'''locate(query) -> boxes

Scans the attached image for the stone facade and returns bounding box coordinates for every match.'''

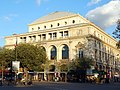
[5,12,120,76]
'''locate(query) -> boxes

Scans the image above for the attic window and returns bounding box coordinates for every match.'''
[38,27,40,30]
[57,23,60,26]
[72,20,75,24]
[32,28,34,30]
[51,24,53,27]
[65,21,67,25]
[44,26,46,29]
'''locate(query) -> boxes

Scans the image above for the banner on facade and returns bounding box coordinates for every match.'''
[12,61,20,71]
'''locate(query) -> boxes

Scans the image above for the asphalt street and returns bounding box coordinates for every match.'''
[0,82,120,90]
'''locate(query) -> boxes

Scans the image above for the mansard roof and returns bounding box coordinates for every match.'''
[30,11,77,25]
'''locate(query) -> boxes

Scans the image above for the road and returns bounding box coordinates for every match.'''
[0,81,120,90]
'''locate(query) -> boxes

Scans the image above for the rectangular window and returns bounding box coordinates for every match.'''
[42,34,46,40]
[20,37,26,43]
[38,35,41,41]
[33,36,36,42]
[23,37,26,43]
[99,42,101,50]
[53,33,57,39]
[95,49,97,60]
[105,53,107,63]
[49,33,52,40]
[99,51,101,62]
[94,40,97,47]
[64,31,68,37]
[78,48,83,58]
[59,32,63,38]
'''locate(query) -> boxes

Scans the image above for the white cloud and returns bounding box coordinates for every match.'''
[3,14,18,21]
[4,16,11,21]
[86,0,120,30]
[36,0,42,6]
[36,0,49,6]
[87,0,101,6]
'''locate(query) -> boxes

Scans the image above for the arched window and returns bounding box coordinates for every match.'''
[78,48,83,58]
[62,45,69,59]
[51,46,57,60]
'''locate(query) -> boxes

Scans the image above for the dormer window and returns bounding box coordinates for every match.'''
[72,20,75,24]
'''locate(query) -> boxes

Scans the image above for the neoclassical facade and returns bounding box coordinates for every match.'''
[5,11,120,75]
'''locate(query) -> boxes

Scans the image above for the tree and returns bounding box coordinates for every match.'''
[67,56,94,82]
[15,43,47,71]
[112,19,120,49]
[69,56,94,71]
[0,47,14,69]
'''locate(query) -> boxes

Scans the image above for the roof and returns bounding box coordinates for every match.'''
[30,11,77,25]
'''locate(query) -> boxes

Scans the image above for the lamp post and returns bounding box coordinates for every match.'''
[14,34,18,61]
[12,34,18,84]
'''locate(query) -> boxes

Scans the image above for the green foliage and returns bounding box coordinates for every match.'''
[69,56,94,71]
[0,47,14,68]
[113,19,120,49]
[60,64,68,72]
[0,44,47,71]
[15,43,47,71]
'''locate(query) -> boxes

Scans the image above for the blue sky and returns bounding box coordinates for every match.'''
[0,0,120,47]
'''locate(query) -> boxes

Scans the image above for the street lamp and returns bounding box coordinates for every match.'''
[12,34,18,84]
[13,34,18,61]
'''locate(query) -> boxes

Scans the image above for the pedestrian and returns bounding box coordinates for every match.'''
[114,73,119,82]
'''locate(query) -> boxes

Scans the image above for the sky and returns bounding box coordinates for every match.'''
[0,0,120,47]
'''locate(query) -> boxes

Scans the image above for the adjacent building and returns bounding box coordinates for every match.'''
[5,11,120,79]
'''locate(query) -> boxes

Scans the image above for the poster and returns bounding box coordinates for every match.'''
[12,61,20,71]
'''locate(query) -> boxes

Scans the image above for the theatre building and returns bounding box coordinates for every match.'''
[5,11,120,80]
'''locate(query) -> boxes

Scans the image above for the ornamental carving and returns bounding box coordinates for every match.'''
[75,42,85,48]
